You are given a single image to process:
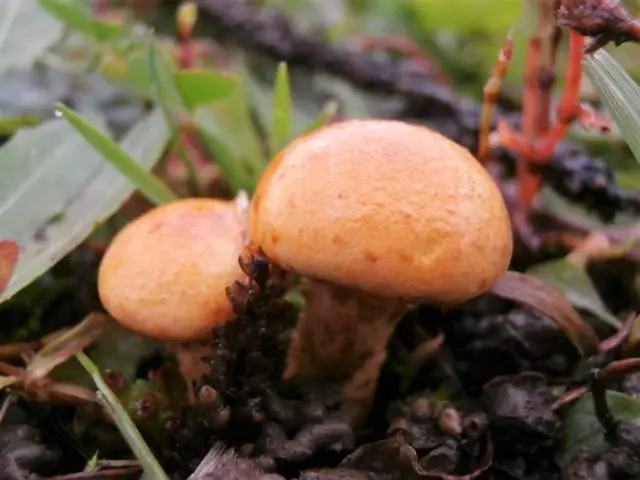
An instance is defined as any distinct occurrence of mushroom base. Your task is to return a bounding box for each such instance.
[283,278,409,425]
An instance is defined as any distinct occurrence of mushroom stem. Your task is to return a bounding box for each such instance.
[283,278,409,425]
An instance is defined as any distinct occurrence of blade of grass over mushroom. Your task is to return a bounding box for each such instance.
[193,79,267,192]
[147,40,204,196]
[584,50,640,164]
[173,69,237,110]
[301,100,340,136]
[272,62,294,154]
[147,40,184,117]
[0,107,170,303]
[526,258,622,329]
[76,352,169,480]
[38,0,128,42]
[489,271,601,357]
[26,312,107,383]
[0,0,64,73]
[56,104,177,206]
[0,241,19,295]
[558,391,640,467]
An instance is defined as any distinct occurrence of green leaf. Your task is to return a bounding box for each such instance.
[38,0,128,42]
[193,78,266,193]
[272,62,293,154]
[526,258,622,329]
[104,36,176,100]
[147,40,184,117]
[409,0,521,34]
[584,49,640,166]
[0,107,170,303]
[56,104,177,205]
[559,391,640,467]
[76,352,169,480]
[301,100,339,136]
[0,0,64,73]
[173,69,237,110]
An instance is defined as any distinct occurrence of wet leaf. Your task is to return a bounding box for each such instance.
[272,62,293,154]
[338,432,493,479]
[584,49,640,165]
[173,69,237,110]
[56,104,177,205]
[0,107,170,303]
[76,352,170,480]
[559,391,640,467]
[0,0,63,73]
[38,0,128,42]
[527,258,622,329]
[489,271,600,357]
[0,240,19,295]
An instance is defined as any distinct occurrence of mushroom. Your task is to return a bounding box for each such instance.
[98,197,247,343]
[249,119,513,424]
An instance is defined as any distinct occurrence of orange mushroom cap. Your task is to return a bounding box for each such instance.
[249,119,513,306]
[98,198,246,342]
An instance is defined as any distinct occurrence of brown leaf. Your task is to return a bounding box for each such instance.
[337,431,493,479]
[25,312,108,384]
[489,271,600,357]
[0,240,19,295]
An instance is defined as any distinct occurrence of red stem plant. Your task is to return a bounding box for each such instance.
[478,0,611,249]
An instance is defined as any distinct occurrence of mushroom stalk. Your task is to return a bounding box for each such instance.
[284,278,409,425]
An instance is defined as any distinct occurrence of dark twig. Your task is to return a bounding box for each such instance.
[558,0,640,53]
[553,357,640,410]
[589,367,617,434]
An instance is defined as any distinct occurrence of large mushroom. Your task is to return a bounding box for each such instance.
[249,119,513,424]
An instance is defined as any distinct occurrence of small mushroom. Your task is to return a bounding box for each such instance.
[249,119,513,424]
[98,197,246,342]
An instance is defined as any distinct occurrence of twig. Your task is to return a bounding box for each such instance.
[479,32,513,166]
[590,367,617,434]
[558,0,640,53]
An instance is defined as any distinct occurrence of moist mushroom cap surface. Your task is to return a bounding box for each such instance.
[98,198,245,342]
[249,119,513,305]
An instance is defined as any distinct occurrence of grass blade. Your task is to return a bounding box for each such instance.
[584,50,640,164]
[76,351,169,480]
[272,62,293,154]
[301,100,339,136]
[55,104,177,205]
[174,69,237,110]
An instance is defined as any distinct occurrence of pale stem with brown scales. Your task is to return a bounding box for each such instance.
[283,278,410,426]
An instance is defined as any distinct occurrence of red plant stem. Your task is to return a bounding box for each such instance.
[534,30,585,161]
[478,33,514,166]
[519,0,558,217]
